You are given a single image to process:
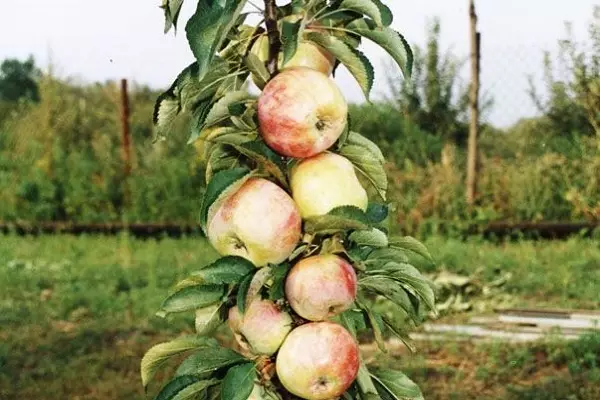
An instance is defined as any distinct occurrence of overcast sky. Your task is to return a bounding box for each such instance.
[1,0,598,127]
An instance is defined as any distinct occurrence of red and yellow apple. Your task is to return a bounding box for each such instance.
[290,152,368,218]
[206,177,302,267]
[276,322,360,400]
[285,254,357,321]
[257,67,348,158]
[228,299,293,356]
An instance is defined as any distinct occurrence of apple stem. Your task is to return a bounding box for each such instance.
[264,0,281,75]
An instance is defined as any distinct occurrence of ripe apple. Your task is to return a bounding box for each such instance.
[276,322,360,400]
[258,67,348,158]
[251,35,335,85]
[285,254,357,321]
[228,299,293,356]
[290,152,368,218]
[207,177,302,267]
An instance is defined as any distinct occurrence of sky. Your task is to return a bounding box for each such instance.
[1,0,598,127]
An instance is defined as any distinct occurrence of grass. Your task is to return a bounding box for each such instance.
[0,234,599,399]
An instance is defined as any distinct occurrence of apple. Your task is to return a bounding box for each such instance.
[228,299,293,356]
[290,152,368,218]
[276,322,360,400]
[285,254,357,321]
[258,67,348,158]
[251,35,335,84]
[207,177,302,267]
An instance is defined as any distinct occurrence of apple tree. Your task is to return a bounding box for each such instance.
[142,1,437,399]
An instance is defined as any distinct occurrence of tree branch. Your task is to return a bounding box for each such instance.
[264,0,281,75]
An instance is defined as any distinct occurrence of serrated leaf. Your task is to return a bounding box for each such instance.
[177,346,247,377]
[221,363,256,400]
[388,237,434,264]
[306,32,374,99]
[161,0,185,34]
[358,276,417,320]
[366,203,389,224]
[356,297,386,352]
[346,19,413,78]
[356,362,379,399]
[219,140,288,189]
[349,228,389,247]
[370,369,424,400]
[186,0,248,80]
[141,336,212,389]
[304,205,370,235]
[268,263,291,301]
[189,256,256,285]
[188,100,215,144]
[153,92,181,142]
[244,53,270,88]
[346,131,385,163]
[172,379,219,400]
[365,248,409,266]
[204,91,255,128]
[195,302,228,336]
[206,149,241,182]
[338,0,389,27]
[159,285,225,316]
[236,272,255,314]
[200,167,252,232]
[381,314,415,353]
[154,375,200,400]
[281,20,303,66]
[339,144,387,200]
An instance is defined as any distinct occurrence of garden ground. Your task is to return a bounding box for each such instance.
[0,234,599,399]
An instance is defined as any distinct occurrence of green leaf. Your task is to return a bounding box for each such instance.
[356,298,386,352]
[200,167,252,232]
[161,0,185,34]
[141,336,212,389]
[178,346,247,377]
[195,302,228,336]
[388,237,434,264]
[381,314,415,353]
[356,362,379,400]
[172,379,219,400]
[365,248,409,266]
[159,285,225,316]
[244,53,270,88]
[219,140,288,189]
[345,19,413,78]
[304,205,370,235]
[370,368,424,400]
[281,20,303,66]
[186,0,248,80]
[349,228,389,247]
[221,363,257,400]
[358,276,417,320]
[306,32,374,99]
[153,91,181,142]
[346,131,385,163]
[338,0,390,27]
[338,309,367,338]
[188,99,215,144]
[268,263,291,301]
[366,203,389,224]
[380,263,436,314]
[236,272,255,314]
[154,375,200,400]
[189,256,256,285]
[204,91,255,128]
[206,149,241,182]
[339,144,387,200]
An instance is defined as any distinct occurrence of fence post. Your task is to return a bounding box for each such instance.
[120,79,132,177]
[466,0,481,208]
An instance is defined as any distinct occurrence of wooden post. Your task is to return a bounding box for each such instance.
[466,0,480,208]
[120,79,132,177]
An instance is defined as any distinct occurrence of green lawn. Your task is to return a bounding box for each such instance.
[0,234,599,399]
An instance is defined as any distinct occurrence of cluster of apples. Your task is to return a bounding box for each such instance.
[205,39,369,400]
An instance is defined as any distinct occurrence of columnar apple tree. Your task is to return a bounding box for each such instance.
[142,1,437,399]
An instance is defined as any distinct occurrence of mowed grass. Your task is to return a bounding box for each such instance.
[0,234,599,399]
